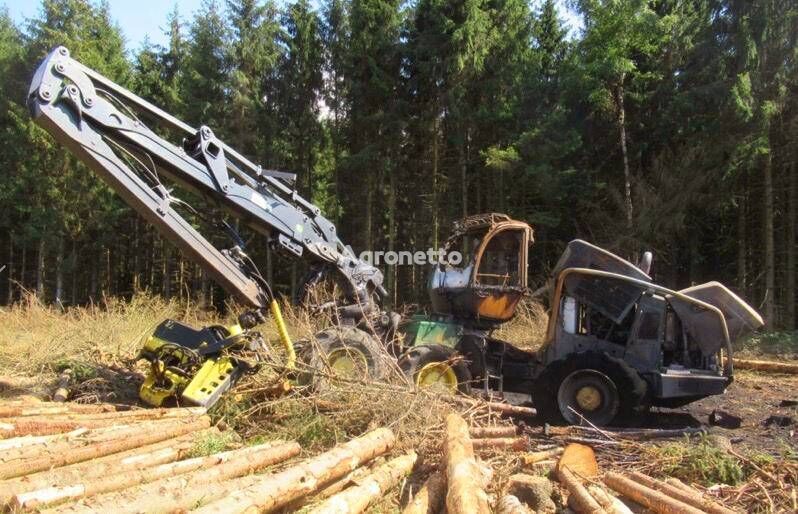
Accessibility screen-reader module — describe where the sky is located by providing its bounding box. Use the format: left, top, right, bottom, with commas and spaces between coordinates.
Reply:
2, 0, 583, 51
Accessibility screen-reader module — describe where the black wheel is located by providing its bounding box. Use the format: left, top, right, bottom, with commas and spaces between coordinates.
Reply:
532, 352, 647, 426
306, 327, 389, 388
398, 344, 472, 394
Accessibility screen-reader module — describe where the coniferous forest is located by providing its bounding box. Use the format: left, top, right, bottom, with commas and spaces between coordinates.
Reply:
0, 0, 796, 330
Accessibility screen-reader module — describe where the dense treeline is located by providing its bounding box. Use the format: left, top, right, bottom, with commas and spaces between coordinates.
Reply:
0, 0, 795, 329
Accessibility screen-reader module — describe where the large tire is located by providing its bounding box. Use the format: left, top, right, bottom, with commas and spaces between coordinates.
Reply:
532, 351, 647, 426
306, 326, 389, 389
398, 344, 472, 394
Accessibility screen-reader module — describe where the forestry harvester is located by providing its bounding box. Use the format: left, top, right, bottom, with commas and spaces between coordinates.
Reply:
28, 46, 763, 425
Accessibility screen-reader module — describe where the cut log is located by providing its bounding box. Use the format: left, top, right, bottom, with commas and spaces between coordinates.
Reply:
402, 471, 445, 514
444, 413, 490, 514
521, 447, 563, 466
496, 494, 532, 514
0, 403, 115, 418
11, 441, 288, 510
627, 472, 736, 514
286, 462, 377, 511
586, 485, 633, 514
603, 472, 705, 514
309, 451, 417, 514
1, 405, 205, 423
469, 426, 518, 438
0, 428, 217, 506
0, 407, 207, 438
0, 424, 139, 462
162, 428, 395, 514
472, 437, 527, 451
732, 358, 798, 374
557, 467, 604, 514
557, 444, 599, 479
52, 370, 72, 403
0, 428, 89, 453
0, 416, 210, 479
51, 440, 301, 514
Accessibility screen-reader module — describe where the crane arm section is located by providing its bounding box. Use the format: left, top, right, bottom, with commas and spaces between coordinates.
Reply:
27, 46, 384, 314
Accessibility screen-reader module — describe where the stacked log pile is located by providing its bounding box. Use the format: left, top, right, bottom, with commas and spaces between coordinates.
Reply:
0, 397, 763, 513
0, 399, 411, 513
398, 412, 746, 514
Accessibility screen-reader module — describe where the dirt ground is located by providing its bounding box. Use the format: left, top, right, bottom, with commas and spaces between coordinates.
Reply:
670, 370, 798, 455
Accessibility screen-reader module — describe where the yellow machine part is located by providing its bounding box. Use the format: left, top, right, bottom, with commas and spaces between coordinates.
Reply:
181, 356, 239, 407
139, 361, 191, 407
270, 300, 296, 369
138, 323, 244, 407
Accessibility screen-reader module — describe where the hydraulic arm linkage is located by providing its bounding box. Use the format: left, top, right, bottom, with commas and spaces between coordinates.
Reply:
28, 46, 385, 319
27, 46, 386, 407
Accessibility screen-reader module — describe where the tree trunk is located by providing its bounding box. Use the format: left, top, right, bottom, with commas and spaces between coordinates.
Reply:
36, 236, 46, 300
20, 244, 27, 293
763, 151, 775, 326
71, 240, 78, 305
163, 244, 172, 300
737, 182, 747, 294
7, 234, 13, 304
431, 115, 440, 249
132, 218, 140, 293
786, 157, 796, 329
615, 78, 633, 230
89, 248, 98, 303
55, 236, 65, 306
365, 173, 374, 250
460, 126, 469, 219
387, 157, 397, 307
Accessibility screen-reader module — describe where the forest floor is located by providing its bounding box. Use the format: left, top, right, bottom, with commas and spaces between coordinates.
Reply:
0, 294, 796, 512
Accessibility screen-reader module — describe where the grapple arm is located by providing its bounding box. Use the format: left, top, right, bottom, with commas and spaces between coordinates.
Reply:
27, 46, 384, 312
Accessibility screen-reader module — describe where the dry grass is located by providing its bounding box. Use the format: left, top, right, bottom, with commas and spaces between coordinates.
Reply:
494, 299, 549, 351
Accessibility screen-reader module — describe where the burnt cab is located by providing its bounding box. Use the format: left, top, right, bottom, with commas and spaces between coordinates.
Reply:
429, 213, 534, 324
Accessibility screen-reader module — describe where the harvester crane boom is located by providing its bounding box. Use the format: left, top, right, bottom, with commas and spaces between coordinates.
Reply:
27, 46, 384, 320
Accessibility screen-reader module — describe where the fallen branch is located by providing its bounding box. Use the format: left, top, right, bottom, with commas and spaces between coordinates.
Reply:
444, 413, 491, 514
309, 451, 417, 514
449, 397, 536, 418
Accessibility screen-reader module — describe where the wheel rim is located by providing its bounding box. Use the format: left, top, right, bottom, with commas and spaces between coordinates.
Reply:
327, 347, 369, 377
416, 362, 458, 392
575, 385, 602, 411
557, 369, 619, 426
